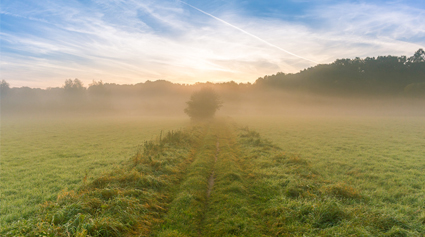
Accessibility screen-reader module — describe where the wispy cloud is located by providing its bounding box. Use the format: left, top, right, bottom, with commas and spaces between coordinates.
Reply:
177, 0, 319, 63
306, 2, 425, 59
0, 0, 424, 88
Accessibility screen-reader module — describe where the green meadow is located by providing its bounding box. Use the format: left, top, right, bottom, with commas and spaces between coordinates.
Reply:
235, 116, 425, 206
1, 115, 424, 236
0, 116, 187, 225
234, 116, 425, 235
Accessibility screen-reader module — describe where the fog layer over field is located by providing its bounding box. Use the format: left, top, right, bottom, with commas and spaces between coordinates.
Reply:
1, 49, 424, 117
1, 80, 424, 118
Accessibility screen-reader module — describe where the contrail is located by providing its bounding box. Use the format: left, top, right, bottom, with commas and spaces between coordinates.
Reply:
177, 0, 319, 64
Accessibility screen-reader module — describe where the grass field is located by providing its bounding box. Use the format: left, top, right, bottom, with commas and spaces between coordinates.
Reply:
1, 115, 424, 236
234, 116, 425, 235
234, 116, 425, 206
0, 116, 187, 225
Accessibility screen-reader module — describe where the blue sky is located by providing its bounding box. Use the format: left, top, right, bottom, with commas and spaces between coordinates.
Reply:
1, 0, 424, 88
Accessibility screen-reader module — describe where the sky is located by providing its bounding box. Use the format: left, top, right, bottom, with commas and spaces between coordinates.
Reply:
1, 0, 424, 88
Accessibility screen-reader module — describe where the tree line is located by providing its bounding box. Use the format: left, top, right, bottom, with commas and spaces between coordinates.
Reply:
255, 49, 425, 97
1, 49, 424, 116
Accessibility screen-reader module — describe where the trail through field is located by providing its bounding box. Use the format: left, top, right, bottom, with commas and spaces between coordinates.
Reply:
155, 120, 264, 236
151, 119, 425, 236
7, 119, 425, 236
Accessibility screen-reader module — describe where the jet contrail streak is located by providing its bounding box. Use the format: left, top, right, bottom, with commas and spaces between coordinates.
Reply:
178, 0, 319, 64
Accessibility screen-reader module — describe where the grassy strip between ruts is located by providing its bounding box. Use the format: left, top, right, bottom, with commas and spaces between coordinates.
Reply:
154, 124, 217, 236
1, 124, 208, 236
200, 121, 263, 237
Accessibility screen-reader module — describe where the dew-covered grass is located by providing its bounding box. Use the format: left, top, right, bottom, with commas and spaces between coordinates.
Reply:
0, 115, 187, 226
235, 115, 425, 235
2, 115, 424, 236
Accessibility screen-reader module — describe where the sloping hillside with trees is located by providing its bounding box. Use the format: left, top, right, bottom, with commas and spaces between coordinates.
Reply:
255, 49, 425, 97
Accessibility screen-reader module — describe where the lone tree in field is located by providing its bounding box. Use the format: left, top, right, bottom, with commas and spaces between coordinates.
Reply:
184, 87, 223, 120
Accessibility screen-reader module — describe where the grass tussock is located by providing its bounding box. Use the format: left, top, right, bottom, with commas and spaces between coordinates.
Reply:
322, 182, 362, 200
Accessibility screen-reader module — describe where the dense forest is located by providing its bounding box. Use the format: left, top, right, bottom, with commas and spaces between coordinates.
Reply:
1, 49, 424, 116
255, 48, 425, 97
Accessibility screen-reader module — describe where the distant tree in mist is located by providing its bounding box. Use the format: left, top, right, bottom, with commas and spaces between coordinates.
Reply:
88, 80, 107, 96
63, 79, 85, 94
87, 80, 112, 110
184, 87, 223, 120
1, 80, 10, 97
62, 79, 87, 110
